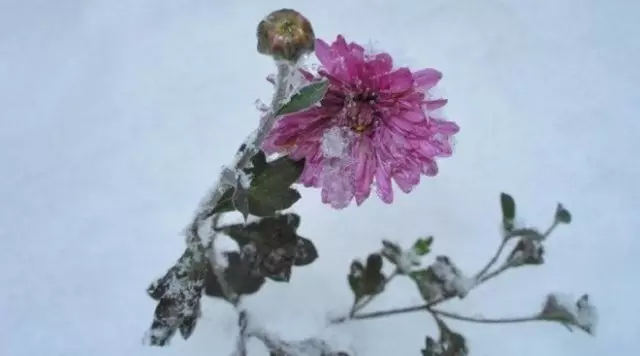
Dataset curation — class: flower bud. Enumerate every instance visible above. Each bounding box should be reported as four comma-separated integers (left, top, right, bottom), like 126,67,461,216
256,9,315,63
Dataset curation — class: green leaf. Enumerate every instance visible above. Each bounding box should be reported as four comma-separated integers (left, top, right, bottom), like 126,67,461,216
500,192,516,220
555,203,572,224
276,80,329,116
212,153,305,217
412,237,434,256
347,254,385,301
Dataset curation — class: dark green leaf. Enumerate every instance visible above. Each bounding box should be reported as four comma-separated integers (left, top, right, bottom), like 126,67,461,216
215,214,317,283
204,252,265,300
347,255,385,302
500,193,516,231
276,80,329,116
212,155,305,217
555,203,572,224
362,254,386,295
293,236,319,266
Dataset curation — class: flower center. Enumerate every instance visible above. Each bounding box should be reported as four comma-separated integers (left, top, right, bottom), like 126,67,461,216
346,91,380,133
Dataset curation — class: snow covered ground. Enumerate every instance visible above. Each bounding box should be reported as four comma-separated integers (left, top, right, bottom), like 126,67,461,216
1,0,639,355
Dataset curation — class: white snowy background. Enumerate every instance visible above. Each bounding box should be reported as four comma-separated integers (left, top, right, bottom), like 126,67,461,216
1,0,639,355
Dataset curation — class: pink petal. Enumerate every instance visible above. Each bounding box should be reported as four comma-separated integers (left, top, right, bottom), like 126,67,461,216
374,168,394,204
426,99,448,111
413,68,442,89
354,138,375,205
315,38,335,68
394,170,420,193
385,68,414,92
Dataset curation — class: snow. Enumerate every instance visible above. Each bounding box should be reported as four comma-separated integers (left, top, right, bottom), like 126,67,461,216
396,248,420,274
1,1,639,356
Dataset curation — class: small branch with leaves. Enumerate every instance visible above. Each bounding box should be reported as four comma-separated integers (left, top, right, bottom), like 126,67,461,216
331,193,596,355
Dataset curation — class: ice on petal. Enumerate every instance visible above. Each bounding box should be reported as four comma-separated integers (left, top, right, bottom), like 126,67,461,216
321,126,351,158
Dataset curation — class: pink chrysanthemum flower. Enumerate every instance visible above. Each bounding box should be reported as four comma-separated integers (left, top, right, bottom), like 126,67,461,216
263,35,460,209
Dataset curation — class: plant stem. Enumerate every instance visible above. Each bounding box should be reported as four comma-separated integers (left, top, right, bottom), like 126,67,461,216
342,261,514,323
183,62,294,254
543,220,559,239
431,308,541,324
474,238,508,279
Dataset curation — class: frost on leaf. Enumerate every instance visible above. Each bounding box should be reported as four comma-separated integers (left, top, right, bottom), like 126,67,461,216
506,231,545,267
540,293,598,335
214,213,318,282
381,238,432,274
422,318,469,356
411,256,474,303
348,253,385,302
145,249,206,346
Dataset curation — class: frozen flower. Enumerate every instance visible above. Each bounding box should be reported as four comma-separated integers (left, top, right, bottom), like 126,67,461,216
263,35,460,208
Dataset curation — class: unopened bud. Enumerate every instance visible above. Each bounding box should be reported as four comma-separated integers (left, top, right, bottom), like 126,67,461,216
256,9,315,63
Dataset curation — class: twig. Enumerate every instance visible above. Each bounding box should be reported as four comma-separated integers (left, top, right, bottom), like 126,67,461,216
339,259,514,323
474,238,508,279
430,308,541,325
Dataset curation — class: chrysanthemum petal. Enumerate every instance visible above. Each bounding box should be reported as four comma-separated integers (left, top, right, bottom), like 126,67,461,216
413,68,442,89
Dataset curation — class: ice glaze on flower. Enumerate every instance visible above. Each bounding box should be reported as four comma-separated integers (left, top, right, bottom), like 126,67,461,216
263,35,460,209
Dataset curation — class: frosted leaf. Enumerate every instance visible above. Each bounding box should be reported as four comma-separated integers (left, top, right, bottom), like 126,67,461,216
575,294,598,334
507,235,544,266
397,249,420,274
431,256,474,298
321,126,351,158
411,256,473,302
540,293,598,334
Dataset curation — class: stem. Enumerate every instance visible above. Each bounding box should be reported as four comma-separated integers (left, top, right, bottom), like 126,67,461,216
431,308,541,324
184,62,293,253
543,220,559,239
349,270,399,317
474,238,508,279
342,260,515,323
